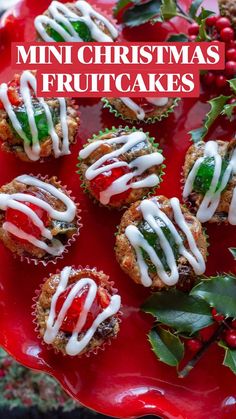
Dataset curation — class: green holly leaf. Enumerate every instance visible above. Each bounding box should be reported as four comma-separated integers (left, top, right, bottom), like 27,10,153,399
228,78,236,94
160,0,177,21
190,274,236,318
195,8,215,25
113,0,132,19
195,9,215,41
167,33,189,42
219,341,236,375
189,95,230,142
121,0,162,27
148,327,184,367
222,101,236,120
189,127,206,143
189,0,204,19
142,289,213,334
229,248,236,260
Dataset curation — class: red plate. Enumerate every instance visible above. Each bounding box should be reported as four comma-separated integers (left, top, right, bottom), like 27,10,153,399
0,1,236,418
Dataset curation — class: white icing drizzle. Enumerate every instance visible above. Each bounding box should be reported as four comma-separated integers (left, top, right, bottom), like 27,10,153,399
79,131,164,205
183,140,236,224
44,266,121,356
0,175,76,255
35,0,118,42
0,70,70,161
120,97,169,121
125,197,205,287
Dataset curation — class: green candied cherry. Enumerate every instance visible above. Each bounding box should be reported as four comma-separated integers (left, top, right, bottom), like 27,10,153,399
11,101,59,143
46,19,93,42
193,156,229,195
138,216,179,272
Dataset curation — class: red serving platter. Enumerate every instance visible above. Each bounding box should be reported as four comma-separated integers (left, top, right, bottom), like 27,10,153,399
0,0,236,418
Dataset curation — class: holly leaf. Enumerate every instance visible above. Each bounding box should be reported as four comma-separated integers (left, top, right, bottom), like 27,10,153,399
148,327,184,367
219,341,236,375
160,0,177,21
195,9,215,41
190,274,236,318
222,101,236,120
229,248,236,260
142,289,213,334
189,95,230,142
189,0,204,19
228,78,236,94
121,0,162,27
113,0,132,18
167,33,189,42
189,127,206,143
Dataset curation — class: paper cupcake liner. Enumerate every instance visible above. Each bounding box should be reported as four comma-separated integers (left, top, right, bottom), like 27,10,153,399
1,98,81,164
101,98,180,124
77,125,165,210
114,196,209,292
32,265,122,358
8,173,82,266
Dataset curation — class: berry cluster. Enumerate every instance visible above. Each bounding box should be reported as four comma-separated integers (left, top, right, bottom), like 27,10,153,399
186,308,236,353
188,16,236,90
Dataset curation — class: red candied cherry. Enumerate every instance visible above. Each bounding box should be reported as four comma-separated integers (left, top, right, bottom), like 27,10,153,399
220,27,234,42
224,329,236,348
231,319,236,328
203,72,215,86
216,17,232,31
56,284,110,333
215,74,227,88
206,15,218,27
226,48,236,61
188,23,199,36
186,338,202,352
6,198,49,239
225,61,236,76
90,158,131,204
211,308,225,322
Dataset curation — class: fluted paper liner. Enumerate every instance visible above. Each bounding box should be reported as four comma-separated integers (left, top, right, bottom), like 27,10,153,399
77,125,165,210
32,265,122,358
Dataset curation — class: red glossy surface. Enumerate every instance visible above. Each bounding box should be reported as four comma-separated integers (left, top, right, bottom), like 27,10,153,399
0,1,236,418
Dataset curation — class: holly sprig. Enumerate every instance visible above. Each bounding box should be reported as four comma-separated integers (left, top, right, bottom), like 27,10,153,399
142,274,236,377
189,78,236,143
113,0,209,28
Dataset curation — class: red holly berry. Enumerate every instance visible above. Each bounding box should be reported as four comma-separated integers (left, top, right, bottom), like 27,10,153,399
228,97,236,105
6,197,49,239
0,369,5,377
188,23,199,36
226,48,236,61
90,158,131,204
186,338,202,352
225,61,236,76
206,15,218,27
231,319,236,329
211,308,225,322
203,72,215,86
220,27,234,42
2,358,12,369
215,74,227,88
189,35,197,42
56,284,110,333
224,329,236,348
216,17,232,31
